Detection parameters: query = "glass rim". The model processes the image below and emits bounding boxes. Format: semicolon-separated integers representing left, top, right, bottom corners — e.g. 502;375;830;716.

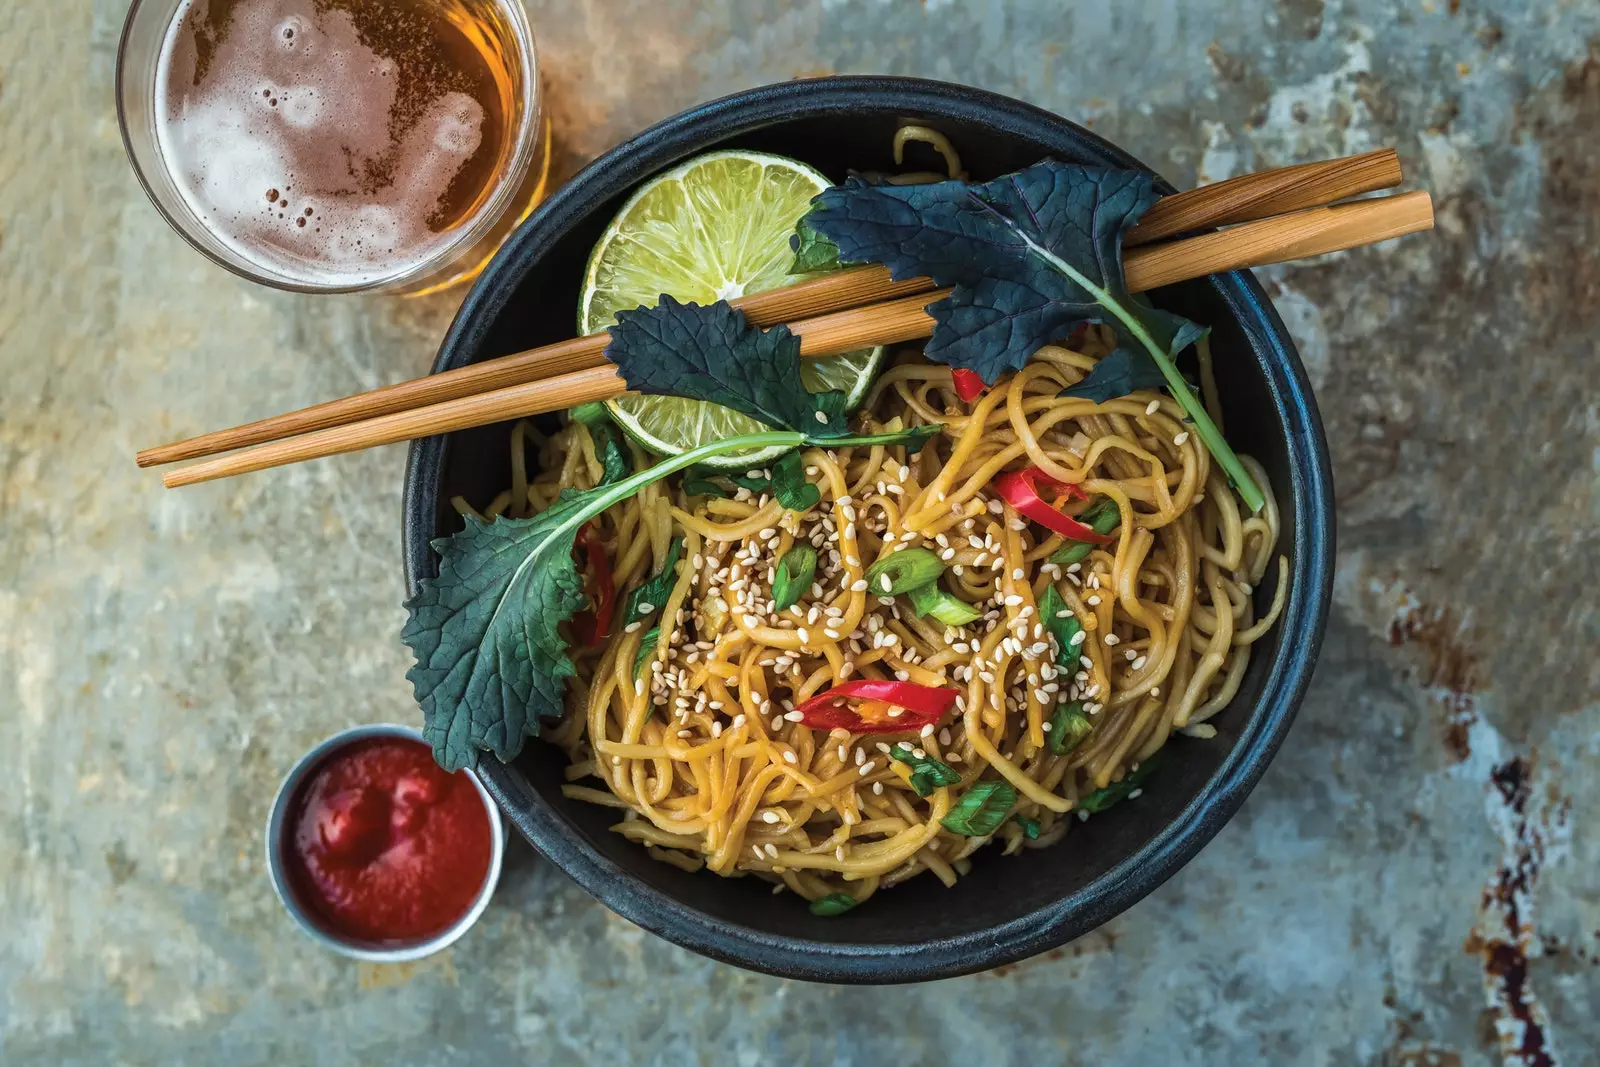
115;0;543;295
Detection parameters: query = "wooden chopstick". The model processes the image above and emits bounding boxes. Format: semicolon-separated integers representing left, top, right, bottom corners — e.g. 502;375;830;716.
137;149;1400;469
1123;148;1400;246
162;189;1432;488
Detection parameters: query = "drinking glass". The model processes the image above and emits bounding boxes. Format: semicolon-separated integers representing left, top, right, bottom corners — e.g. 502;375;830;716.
116;0;552;295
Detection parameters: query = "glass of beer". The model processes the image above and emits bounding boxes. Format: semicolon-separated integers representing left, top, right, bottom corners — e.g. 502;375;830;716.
116;0;551;295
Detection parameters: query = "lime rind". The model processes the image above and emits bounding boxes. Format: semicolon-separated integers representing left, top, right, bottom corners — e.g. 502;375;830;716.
577;149;883;469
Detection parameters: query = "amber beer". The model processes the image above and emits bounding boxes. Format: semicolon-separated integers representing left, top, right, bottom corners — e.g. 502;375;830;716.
141;0;547;291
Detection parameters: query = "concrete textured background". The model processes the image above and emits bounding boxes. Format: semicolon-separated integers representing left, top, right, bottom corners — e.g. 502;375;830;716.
2;0;1598;1063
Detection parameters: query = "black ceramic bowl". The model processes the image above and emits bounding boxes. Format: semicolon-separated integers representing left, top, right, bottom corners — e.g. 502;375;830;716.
403;76;1334;983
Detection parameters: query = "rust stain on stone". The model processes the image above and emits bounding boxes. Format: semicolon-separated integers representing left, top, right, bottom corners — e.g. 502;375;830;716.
1461;756;1573;1067
1385;593;1482;762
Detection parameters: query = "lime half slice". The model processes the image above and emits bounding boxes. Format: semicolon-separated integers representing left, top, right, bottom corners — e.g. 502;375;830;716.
579;149;883;468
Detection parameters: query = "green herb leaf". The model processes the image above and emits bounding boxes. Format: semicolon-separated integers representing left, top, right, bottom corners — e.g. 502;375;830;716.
890;742;962;797
605;296;849;437
809;892;858;916
633;625;661;680
789;218;843;273
940;779;1017;836
1077;755;1159;814
1013;814;1041;840
906;583;982;626
865;548;945;596
1060;347;1168;405
402;498;592;772
771;450;821;511
623;536;684;628
570;401;631;484
804;162;1264;511
772;545;818;612
1048;700;1092;756
1045;498;1120;567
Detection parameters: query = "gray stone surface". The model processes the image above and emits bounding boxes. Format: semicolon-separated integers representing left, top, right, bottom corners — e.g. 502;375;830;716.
2;0;1597;1063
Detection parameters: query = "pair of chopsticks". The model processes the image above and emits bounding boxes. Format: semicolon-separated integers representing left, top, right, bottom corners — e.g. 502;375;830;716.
142;149;1430;488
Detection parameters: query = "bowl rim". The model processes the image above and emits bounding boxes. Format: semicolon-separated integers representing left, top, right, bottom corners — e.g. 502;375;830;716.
264;722;506;962
401;74;1335;983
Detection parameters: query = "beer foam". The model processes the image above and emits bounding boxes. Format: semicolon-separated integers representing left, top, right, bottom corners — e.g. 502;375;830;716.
155;0;488;287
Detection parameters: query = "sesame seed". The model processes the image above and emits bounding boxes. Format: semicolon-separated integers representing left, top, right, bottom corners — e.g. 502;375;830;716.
1173;431;1190;446
783;751;798;765
1003;594;1024;607
1087;594;1101;606
784;710;805;722
1145;399;1160;415
1104;633;1121;646
879;574;894;592
859;761;876;775
872;782;884;795
1133;656;1148;670
1070;630;1087;647
634;679;645;696
624;621;643;634
814;410;830;424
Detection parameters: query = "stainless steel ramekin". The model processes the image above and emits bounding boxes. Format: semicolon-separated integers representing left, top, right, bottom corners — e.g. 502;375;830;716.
265;723;505;962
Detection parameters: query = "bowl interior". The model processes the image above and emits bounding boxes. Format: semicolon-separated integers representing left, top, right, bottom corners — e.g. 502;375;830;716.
404;79;1331;982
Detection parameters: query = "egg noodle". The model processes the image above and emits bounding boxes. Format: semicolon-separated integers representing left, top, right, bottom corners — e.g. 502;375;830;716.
452;129;1287;905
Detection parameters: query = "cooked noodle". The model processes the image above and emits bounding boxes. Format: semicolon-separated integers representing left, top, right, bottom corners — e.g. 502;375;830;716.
452;132;1286;903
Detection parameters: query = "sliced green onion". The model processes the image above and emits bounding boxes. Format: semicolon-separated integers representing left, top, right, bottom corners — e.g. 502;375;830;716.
1013;815;1041;840
809;892;858;916
865;548;945;596
771;450;821;512
570;401;610;427
623;536;684;627
1077;756;1159;814
633;625;661;680
1046;498;1121;567
1038;585;1084;671
1048;700;1092;756
889;742;962;797
772;545;818;612
906;583;982;626
940;779;1017;837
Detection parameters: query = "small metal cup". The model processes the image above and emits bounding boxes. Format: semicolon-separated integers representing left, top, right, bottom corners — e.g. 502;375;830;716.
265;723;505;962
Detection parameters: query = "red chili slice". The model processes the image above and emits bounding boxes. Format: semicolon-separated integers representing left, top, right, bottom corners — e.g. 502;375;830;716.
794;680;959;733
951;368;986;403
992;466;1117;544
571;522;616;647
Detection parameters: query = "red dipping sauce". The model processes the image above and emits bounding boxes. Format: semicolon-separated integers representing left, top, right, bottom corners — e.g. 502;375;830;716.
285;735;493;943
